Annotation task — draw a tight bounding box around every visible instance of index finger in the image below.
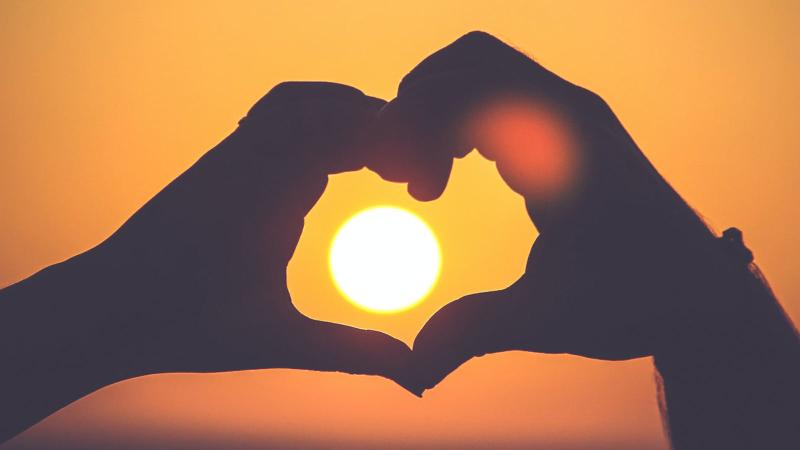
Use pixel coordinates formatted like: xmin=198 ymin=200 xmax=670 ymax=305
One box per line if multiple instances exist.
xmin=366 ymin=32 xmax=584 ymax=201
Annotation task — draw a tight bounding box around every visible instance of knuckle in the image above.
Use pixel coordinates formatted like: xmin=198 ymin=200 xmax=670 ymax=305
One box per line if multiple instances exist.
xmin=457 ymin=30 xmax=502 ymax=46
xmin=245 ymin=82 xmax=372 ymax=129
xmin=268 ymin=81 xmax=304 ymax=99
xmin=265 ymin=82 xmax=363 ymax=105
xmin=577 ymin=87 xmax=611 ymax=112
xmin=401 ymin=31 xmax=519 ymax=91
xmin=274 ymin=81 xmax=364 ymax=99
xmin=454 ymin=31 xmax=511 ymax=53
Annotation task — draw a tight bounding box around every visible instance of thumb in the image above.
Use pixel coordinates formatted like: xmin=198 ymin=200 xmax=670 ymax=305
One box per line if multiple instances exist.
xmin=411 ymin=288 xmax=530 ymax=392
xmin=288 ymin=316 xmax=422 ymax=396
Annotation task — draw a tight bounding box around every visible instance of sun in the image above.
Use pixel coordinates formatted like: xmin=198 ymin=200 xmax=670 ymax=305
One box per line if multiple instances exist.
xmin=329 ymin=206 xmax=441 ymax=313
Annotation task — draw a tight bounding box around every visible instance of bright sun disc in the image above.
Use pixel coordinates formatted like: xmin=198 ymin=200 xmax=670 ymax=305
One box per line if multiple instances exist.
xmin=329 ymin=206 xmax=441 ymax=313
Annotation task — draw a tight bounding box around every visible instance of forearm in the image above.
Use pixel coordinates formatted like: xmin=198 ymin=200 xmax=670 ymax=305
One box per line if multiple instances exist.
xmin=654 ymin=266 xmax=800 ymax=450
xmin=0 ymin=249 xmax=135 ymax=442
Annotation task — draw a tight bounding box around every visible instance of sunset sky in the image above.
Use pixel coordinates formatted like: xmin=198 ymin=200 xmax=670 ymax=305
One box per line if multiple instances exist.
xmin=1 ymin=1 xmax=798 ymax=449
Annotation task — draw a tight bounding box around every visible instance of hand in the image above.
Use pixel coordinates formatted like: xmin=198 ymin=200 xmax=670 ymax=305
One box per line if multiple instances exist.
xmin=0 ymin=82 xmax=423 ymax=441
xmin=373 ymin=32 xmax=742 ymax=391
xmin=75 ymin=82 xmax=415 ymax=387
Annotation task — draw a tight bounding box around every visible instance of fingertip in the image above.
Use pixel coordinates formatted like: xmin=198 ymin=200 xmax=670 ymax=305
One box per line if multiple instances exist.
xmin=414 ymin=368 xmax=449 ymax=394
xmin=407 ymin=179 xmax=445 ymax=201
xmin=397 ymin=380 xmax=425 ymax=398
xmin=407 ymin=156 xmax=453 ymax=201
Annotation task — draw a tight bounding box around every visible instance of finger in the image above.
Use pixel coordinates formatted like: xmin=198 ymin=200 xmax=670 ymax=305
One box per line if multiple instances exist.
xmin=238 ymin=81 xmax=388 ymax=175
xmin=286 ymin=316 xmax=422 ymax=396
xmin=368 ymin=31 xmax=573 ymax=201
xmin=155 ymin=82 xmax=385 ymax=228
xmin=411 ymin=288 xmax=537 ymax=392
xmin=312 ymin=90 xmax=387 ymax=175
xmin=367 ymin=96 xmax=456 ymax=201
xmin=397 ymin=31 xmax=542 ymax=92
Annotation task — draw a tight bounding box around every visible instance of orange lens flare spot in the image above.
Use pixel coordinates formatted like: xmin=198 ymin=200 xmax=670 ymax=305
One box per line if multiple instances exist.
xmin=468 ymin=98 xmax=578 ymax=200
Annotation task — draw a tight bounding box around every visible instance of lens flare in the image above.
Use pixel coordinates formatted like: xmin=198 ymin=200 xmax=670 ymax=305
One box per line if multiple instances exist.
xmin=468 ymin=97 xmax=578 ymax=200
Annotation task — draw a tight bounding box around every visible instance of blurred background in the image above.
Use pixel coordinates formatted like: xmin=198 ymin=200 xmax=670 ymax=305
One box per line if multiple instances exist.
xmin=1 ymin=1 xmax=798 ymax=449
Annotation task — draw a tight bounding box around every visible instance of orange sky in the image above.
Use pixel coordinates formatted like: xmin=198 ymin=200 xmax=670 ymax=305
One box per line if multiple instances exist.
xmin=1 ymin=1 xmax=798 ymax=449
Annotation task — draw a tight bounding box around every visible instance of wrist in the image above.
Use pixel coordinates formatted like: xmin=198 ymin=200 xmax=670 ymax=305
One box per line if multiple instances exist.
xmin=0 ymin=250 xmax=142 ymax=441
xmin=654 ymin=262 xmax=798 ymax=381
xmin=1 ymin=252 xmax=130 ymax=399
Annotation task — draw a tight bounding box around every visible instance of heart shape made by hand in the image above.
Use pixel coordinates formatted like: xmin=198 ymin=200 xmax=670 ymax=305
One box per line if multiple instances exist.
xmin=3 ymin=31 xmax=796 ymax=448
xmin=300 ymin=31 xmax=741 ymax=393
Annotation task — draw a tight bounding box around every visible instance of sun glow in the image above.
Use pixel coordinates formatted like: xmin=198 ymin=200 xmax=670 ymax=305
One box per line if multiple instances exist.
xmin=329 ymin=206 xmax=441 ymax=313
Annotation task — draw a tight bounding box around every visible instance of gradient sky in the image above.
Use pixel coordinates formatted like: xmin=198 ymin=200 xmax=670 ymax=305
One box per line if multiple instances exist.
xmin=1 ymin=1 xmax=798 ymax=449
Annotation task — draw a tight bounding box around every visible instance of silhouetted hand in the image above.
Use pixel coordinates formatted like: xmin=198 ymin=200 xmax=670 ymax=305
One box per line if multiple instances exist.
xmin=371 ymin=32 xmax=799 ymax=396
xmin=0 ymin=82 xmax=415 ymax=442
xmin=98 ymin=82 xmax=413 ymax=379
